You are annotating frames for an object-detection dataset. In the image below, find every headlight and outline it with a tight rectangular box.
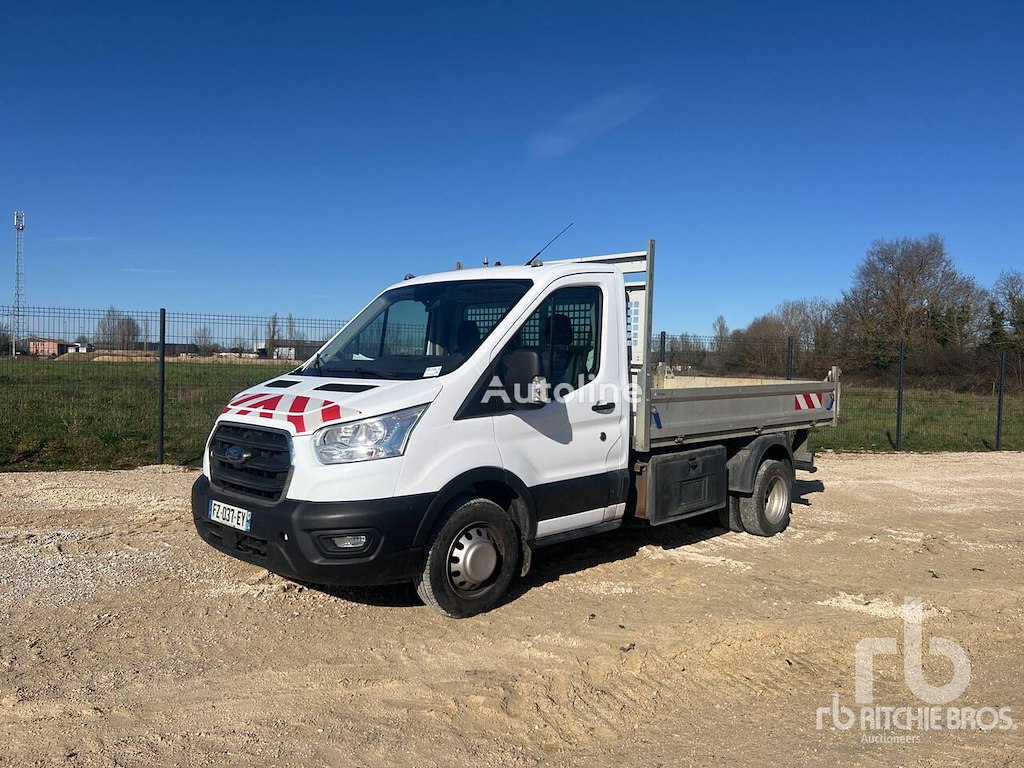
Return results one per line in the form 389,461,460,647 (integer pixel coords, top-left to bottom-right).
312,405,427,464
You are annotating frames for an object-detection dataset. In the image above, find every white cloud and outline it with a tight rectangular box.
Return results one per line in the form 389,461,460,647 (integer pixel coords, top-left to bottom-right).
528,84,657,158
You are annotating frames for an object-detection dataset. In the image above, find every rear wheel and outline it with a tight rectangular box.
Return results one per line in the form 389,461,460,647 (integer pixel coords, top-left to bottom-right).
717,496,745,532
415,497,519,618
738,459,793,537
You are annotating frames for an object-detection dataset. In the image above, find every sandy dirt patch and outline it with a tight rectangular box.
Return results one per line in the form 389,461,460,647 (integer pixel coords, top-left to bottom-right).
0,454,1021,767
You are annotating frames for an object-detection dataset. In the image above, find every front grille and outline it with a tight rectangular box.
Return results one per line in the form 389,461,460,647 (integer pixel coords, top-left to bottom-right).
209,423,291,502
201,520,268,558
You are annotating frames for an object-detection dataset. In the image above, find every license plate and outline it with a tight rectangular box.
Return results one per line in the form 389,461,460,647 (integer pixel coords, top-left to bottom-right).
209,499,252,532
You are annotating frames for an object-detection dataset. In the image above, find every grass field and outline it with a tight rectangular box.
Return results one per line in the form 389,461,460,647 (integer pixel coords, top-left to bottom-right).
1,360,296,470
811,385,1021,453
1,360,1020,470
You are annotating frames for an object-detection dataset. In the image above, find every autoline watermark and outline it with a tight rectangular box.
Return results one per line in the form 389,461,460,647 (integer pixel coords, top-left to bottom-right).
482,375,640,406
817,597,1015,741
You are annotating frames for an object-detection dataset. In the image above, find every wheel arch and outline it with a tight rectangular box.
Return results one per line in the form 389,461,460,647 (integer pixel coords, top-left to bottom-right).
413,467,537,549
727,434,794,495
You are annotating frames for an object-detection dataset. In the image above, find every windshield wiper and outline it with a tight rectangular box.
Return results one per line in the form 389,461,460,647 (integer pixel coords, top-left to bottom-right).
322,365,402,380
295,352,326,377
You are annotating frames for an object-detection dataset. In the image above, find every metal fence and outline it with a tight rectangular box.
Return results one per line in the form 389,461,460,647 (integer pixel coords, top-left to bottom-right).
1,306,344,470
1,308,1020,471
649,332,1021,453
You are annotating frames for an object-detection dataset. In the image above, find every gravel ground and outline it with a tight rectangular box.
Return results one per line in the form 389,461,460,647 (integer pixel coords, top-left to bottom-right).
0,454,1022,767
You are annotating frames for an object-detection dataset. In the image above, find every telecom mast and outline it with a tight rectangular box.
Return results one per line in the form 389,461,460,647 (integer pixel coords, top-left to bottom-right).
12,211,25,356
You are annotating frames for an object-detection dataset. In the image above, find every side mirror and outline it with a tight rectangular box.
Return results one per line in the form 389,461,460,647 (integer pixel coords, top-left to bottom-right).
503,349,548,409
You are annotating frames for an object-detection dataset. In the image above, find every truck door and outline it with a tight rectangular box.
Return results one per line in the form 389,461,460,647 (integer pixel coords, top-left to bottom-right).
490,274,629,538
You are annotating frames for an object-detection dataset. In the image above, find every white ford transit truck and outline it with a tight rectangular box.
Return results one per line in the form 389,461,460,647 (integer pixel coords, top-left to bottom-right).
192,240,840,617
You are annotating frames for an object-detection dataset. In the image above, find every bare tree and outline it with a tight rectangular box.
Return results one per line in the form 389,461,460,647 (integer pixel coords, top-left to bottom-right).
774,299,832,343
666,333,707,370
742,313,787,374
265,313,280,359
993,269,1024,384
929,276,989,350
285,313,305,343
712,315,728,352
95,307,141,350
994,270,1024,338
836,235,982,366
773,298,838,372
192,326,216,356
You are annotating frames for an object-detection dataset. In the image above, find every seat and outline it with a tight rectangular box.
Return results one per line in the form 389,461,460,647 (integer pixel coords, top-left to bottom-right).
542,313,585,389
455,320,481,356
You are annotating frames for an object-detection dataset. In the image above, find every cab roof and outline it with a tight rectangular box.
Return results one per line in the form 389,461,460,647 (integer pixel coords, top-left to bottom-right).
389,254,640,292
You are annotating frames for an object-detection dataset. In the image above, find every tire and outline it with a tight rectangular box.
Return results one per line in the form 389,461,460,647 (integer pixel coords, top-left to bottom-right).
414,497,519,618
738,459,793,537
717,496,745,532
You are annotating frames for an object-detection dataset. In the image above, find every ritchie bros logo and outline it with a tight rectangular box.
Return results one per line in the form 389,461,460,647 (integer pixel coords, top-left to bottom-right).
817,597,1015,740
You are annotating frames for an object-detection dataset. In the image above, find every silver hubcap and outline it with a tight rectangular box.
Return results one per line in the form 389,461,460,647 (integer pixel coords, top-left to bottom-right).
764,474,789,524
447,524,499,593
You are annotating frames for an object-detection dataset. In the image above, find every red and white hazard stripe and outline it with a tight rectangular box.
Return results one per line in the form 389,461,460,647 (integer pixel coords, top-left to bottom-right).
221,392,350,433
794,392,823,410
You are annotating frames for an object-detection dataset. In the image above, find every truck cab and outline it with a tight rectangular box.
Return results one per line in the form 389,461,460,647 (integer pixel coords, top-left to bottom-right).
192,240,839,617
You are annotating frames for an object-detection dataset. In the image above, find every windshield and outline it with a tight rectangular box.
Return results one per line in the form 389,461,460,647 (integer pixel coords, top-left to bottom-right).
301,279,533,380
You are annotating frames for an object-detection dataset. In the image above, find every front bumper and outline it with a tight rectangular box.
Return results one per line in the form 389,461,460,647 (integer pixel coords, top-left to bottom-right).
191,475,431,586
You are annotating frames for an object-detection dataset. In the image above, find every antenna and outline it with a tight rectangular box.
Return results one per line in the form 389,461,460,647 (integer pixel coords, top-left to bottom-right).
525,222,573,266
12,211,25,356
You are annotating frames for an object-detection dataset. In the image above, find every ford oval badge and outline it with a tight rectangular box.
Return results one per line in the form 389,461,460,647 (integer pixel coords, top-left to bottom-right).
225,445,253,465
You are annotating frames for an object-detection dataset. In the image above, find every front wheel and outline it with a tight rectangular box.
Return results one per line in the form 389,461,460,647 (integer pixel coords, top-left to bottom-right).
738,458,793,537
414,497,519,618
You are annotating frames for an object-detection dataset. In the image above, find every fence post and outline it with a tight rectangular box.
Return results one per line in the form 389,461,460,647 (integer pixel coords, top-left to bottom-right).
995,350,1006,451
157,308,166,464
895,340,905,451
786,336,794,380
659,331,666,364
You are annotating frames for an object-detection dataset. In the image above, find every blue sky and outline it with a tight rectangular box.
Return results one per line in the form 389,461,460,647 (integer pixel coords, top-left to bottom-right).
2,0,1022,334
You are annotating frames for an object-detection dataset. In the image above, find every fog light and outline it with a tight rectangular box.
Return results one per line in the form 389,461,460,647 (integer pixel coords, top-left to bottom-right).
331,534,368,549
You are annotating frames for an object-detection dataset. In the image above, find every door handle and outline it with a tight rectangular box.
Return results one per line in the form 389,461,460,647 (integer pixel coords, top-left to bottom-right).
592,402,615,413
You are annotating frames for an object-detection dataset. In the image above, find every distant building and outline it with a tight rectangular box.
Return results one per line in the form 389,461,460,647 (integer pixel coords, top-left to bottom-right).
259,339,321,361
28,337,71,357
